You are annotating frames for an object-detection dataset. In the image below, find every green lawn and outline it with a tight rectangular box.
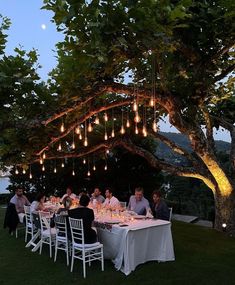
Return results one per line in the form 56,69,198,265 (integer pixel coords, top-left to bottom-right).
1,207,235,285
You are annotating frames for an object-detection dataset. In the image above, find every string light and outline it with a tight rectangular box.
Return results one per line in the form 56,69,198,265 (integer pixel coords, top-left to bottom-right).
111,108,115,137
72,129,76,149
104,112,108,122
42,152,46,159
134,112,141,123
15,168,19,175
106,149,110,154
120,125,125,134
120,108,125,134
84,120,88,146
42,165,45,172
72,170,75,176
104,119,108,140
126,119,130,128
88,120,93,132
83,158,86,164
104,164,107,171
135,124,139,134
95,115,100,124
87,170,91,176
60,118,65,133
57,143,62,151
29,165,32,179
54,160,57,173
111,129,115,137
133,100,138,112
79,133,82,140
149,97,154,107
93,165,96,171
61,162,65,168
75,126,80,134
22,169,26,174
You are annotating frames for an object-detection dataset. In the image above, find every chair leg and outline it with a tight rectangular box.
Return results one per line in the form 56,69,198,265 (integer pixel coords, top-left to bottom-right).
101,249,104,271
39,239,43,254
70,248,74,272
54,240,57,262
15,228,18,238
83,251,86,278
66,244,69,266
49,239,52,258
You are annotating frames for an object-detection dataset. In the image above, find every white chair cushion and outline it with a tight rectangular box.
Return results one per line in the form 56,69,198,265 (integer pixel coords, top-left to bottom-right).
74,241,101,249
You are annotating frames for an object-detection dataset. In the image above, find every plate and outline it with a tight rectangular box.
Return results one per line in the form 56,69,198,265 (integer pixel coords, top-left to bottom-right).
104,219,120,224
133,215,146,219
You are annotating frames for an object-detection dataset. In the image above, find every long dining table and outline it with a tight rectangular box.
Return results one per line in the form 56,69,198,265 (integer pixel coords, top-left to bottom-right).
95,217,175,275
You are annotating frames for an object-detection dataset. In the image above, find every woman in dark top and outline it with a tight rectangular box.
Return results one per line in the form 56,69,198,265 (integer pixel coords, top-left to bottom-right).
150,190,170,221
68,194,97,244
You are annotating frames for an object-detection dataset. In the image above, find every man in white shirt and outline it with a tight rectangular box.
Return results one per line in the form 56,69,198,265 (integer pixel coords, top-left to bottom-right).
10,188,30,213
103,188,120,208
61,186,77,202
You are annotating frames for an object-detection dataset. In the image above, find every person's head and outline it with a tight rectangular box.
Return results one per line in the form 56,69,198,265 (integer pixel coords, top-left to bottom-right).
105,188,113,199
94,188,101,197
35,192,46,203
152,190,162,204
66,187,73,196
63,197,72,209
134,187,144,201
79,194,90,207
15,188,24,197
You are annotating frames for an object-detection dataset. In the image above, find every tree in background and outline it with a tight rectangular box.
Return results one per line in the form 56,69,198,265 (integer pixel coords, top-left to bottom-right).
0,2,235,234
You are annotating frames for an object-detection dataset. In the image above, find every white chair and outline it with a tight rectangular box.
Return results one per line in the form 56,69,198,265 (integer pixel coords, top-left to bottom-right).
39,211,57,258
69,217,104,278
54,215,69,266
168,207,173,221
24,205,36,242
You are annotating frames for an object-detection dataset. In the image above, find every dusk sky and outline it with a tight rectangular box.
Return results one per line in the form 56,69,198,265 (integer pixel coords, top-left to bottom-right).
0,0,230,142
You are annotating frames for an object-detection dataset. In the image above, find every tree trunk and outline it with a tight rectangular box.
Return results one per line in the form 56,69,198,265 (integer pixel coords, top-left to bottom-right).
214,190,235,236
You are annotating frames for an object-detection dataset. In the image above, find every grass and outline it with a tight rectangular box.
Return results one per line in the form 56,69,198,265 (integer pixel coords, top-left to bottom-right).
1,206,235,285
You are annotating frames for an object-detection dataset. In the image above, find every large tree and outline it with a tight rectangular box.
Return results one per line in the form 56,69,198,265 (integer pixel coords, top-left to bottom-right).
1,2,235,234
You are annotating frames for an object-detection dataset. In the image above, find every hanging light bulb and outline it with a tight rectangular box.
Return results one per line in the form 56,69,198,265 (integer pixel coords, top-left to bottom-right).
133,100,138,111
54,167,57,173
111,129,115,137
57,143,62,151
135,125,139,134
149,97,154,107
104,132,108,140
22,169,26,174
104,112,108,122
126,119,130,128
106,149,110,154
143,126,147,137
42,165,45,172
120,125,125,134
61,162,65,168
95,116,100,124
93,165,96,171
83,158,86,164
104,164,107,171
87,170,91,176
72,170,75,176
29,172,32,179
88,122,93,132
84,137,88,146
152,122,158,132
79,133,83,140
15,168,19,175
39,157,43,164
134,112,141,123
60,122,65,133
75,126,80,134
72,141,76,149
42,152,46,159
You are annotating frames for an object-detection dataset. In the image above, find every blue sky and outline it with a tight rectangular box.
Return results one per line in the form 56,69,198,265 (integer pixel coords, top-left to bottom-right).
0,0,230,142
0,0,63,79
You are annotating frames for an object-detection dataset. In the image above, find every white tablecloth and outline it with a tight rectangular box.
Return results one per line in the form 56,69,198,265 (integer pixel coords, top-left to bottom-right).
96,219,175,275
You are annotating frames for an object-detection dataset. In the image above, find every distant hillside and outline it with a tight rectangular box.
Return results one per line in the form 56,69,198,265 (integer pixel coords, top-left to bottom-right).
156,132,230,163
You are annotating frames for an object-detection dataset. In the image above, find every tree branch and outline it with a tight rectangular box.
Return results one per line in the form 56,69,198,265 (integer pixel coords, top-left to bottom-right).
213,63,235,83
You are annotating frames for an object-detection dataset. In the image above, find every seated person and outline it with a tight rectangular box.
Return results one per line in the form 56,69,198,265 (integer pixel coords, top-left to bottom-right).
10,188,30,214
61,186,77,203
128,187,150,215
90,187,105,204
150,190,170,221
103,188,120,208
57,196,73,215
68,195,97,244
30,192,46,213
77,189,90,199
